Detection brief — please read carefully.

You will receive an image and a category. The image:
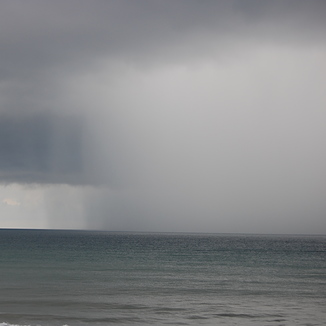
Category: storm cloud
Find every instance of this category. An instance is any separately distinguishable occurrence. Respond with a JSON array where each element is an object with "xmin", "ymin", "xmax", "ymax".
[
  {"xmin": 0, "ymin": 1, "xmax": 325, "ymax": 233},
  {"xmin": 0, "ymin": 112, "xmax": 85, "ymax": 184}
]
